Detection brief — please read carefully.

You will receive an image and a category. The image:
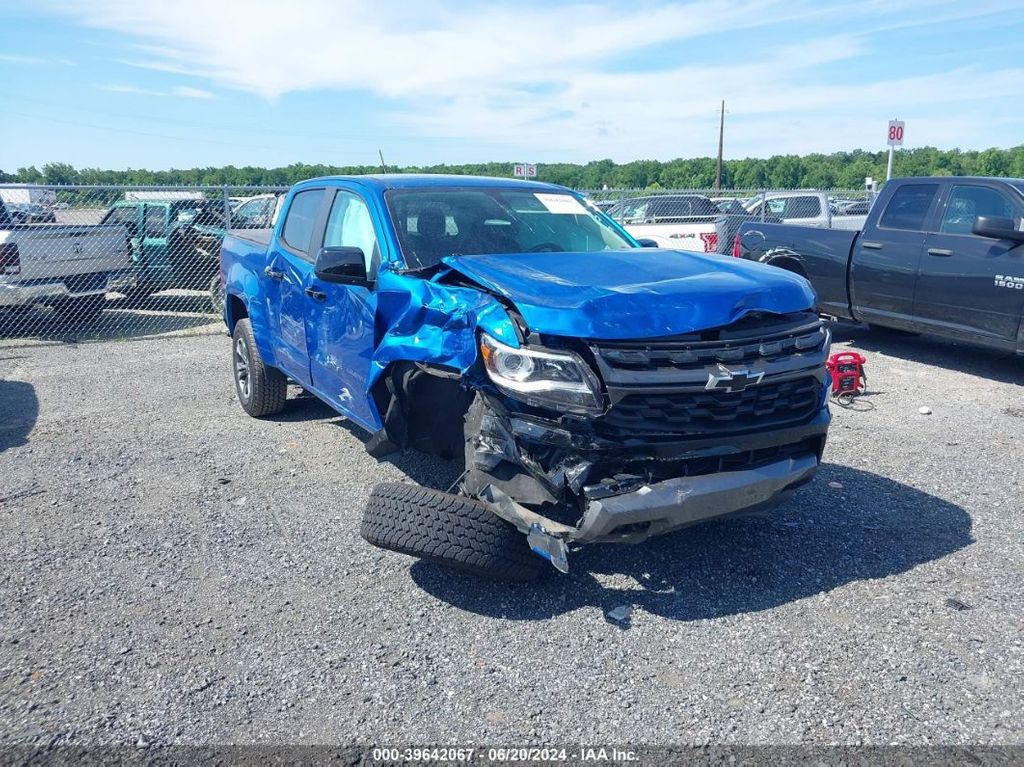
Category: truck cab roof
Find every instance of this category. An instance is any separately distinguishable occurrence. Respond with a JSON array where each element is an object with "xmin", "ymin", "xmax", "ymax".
[{"xmin": 297, "ymin": 174, "xmax": 570, "ymax": 194}]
